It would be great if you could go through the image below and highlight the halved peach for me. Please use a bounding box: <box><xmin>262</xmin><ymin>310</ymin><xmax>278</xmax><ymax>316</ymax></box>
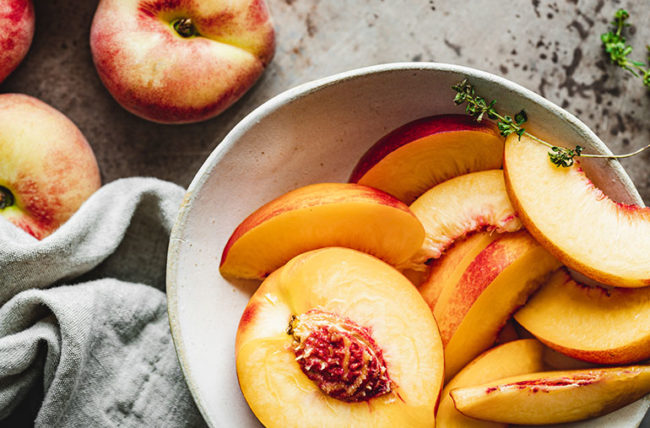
<box><xmin>349</xmin><ymin>115</ymin><xmax>504</xmax><ymax>204</ymax></box>
<box><xmin>515</xmin><ymin>269</ymin><xmax>650</xmax><ymax>364</ymax></box>
<box><xmin>430</xmin><ymin>231</ymin><xmax>561</xmax><ymax>378</ymax></box>
<box><xmin>220</xmin><ymin>183</ymin><xmax>425</xmax><ymax>279</ymax></box>
<box><xmin>450</xmin><ymin>366</ymin><xmax>650</xmax><ymax>425</ymax></box>
<box><xmin>236</xmin><ymin>247</ymin><xmax>444</xmax><ymax>428</ymax></box>
<box><xmin>504</xmin><ymin>133</ymin><xmax>650</xmax><ymax>288</ymax></box>
<box><xmin>409</xmin><ymin>170</ymin><xmax>521</xmax><ymax>262</ymax></box>
<box><xmin>437</xmin><ymin>339</ymin><xmax>545</xmax><ymax>428</ymax></box>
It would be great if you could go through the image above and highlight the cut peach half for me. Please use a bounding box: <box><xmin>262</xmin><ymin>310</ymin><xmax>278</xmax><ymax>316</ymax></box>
<box><xmin>219</xmin><ymin>183</ymin><xmax>425</xmax><ymax>279</ymax></box>
<box><xmin>437</xmin><ymin>339</ymin><xmax>545</xmax><ymax>428</ymax></box>
<box><xmin>349</xmin><ymin>114</ymin><xmax>504</xmax><ymax>204</ymax></box>
<box><xmin>409</xmin><ymin>170</ymin><xmax>521</xmax><ymax>262</ymax></box>
<box><xmin>450</xmin><ymin>366</ymin><xmax>650</xmax><ymax>425</ymax></box>
<box><xmin>430</xmin><ymin>230</ymin><xmax>561</xmax><ymax>378</ymax></box>
<box><xmin>235</xmin><ymin>247</ymin><xmax>444</xmax><ymax>428</ymax></box>
<box><xmin>504</xmin><ymin>133</ymin><xmax>650</xmax><ymax>288</ymax></box>
<box><xmin>515</xmin><ymin>269</ymin><xmax>650</xmax><ymax>364</ymax></box>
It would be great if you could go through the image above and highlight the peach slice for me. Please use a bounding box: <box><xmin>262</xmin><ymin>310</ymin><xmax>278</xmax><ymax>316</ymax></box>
<box><xmin>429</xmin><ymin>231</ymin><xmax>561</xmax><ymax>378</ymax></box>
<box><xmin>349</xmin><ymin>115</ymin><xmax>504</xmax><ymax>204</ymax></box>
<box><xmin>236</xmin><ymin>247</ymin><xmax>444</xmax><ymax>428</ymax></box>
<box><xmin>450</xmin><ymin>366</ymin><xmax>650</xmax><ymax>425</ymax></box>
<box><xmin>437</xmin><ymin>339</ymin><xmax>545</xmax><ymax>428</ymax></box>
<box><xmin>409</xmin><ymin>170</ymin><xmax>521</xmax><ymax>262</ymax></box>
<box><xmin>504</xmin><ymin>133</ymin><xmax>650</xmax><ymax>288</ymax></box>
<box><xmin>418</xmin><ymin>231</ymin><xmax>498</xmax><ymax>309</ymax></box>
<box><xmin>515</xmin><ymin>269</ymin><xmax>650</xmax><ymax>364</ymax></box>
<box><xmin>219</xmin><ymin>183</ymin><xmax>425</xmax><ymax>279</ymax></box>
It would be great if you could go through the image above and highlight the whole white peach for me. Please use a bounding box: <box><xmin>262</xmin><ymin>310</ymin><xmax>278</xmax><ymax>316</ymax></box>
<box><xmin>89</xmin><ymin>0</ymin><xmax>275</xmax><ymax>124</ymax></box>
<box><xmin>0</xmin><ymin>94</ymin><xmax>101</xmax><ymax>239</ymax></box>
<box><xmin>0</xmin><ymin>0</ymin><xmax>35</xmax><ymax>83</ymax></box>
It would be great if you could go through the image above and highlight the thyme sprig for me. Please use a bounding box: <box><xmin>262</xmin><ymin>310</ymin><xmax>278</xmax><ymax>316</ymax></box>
<box><xmin>601</xmin><ymin>9</ymin><xmax>650</xmax><ymax>88</ymax></box>
<box><xmin>451</xmin><ymin>79</ymin><xmax>650</xmax><ymax>167</ymax></box>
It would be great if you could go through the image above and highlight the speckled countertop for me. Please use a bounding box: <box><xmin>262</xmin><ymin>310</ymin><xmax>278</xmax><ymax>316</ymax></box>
<box><xmin>3</xmin><ymin>0</ymin><xmax>648</xmax><ymax>203</ymax></box>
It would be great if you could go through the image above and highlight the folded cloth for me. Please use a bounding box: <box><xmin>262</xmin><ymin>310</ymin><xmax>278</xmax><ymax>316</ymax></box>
<box><xmin>0</xmin><ymin>178</ymin><xmax>206</xmax><ymax>427</ymax></box>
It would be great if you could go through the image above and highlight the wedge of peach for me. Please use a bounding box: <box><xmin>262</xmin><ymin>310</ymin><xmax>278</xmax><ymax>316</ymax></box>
<box><xmin>515</xmin><ymin>269</ymin><xmax>650</xmax><ymax>364</ymax></box>
<box><xmin>437</xmin><ymin>339</ymin><xmax>545</xmax><ymax>428</ymax></box>
<box><xmin>219</xmin><ymin>183</ymin><xmax>425</xmax><ymax>279</ymax></box>
<box><xmin>429</xmin><ymin>230</ymin><xmax>561</xmax><ymax>378</ymax></box>
<box><xmin>349</xmin><ymin>114</ymin><xmax>504</xmax><ymax>204</ymax></box>
<box><xmin>418</xmin><ymin>231</ymin><xmax>498</xmax><ymax>310</ymax></box>
<box><xmin>236</xmin><ymin>247</ymin><xmax>444</xmax><ymax>428</ymax></box>
<box><xmin>409</xmin><ymin>170</ymin><xmax>521</xmax><ymax>262</ymax></box>
<box><xmin>450</xmin><ymin>366</ymin><xmax>650</xmax><ymax>425</ymax></box>
<box><xmin>504</xmin><ymin>133</ymin><xmax>650</xmax><ymax>287</ymax></box>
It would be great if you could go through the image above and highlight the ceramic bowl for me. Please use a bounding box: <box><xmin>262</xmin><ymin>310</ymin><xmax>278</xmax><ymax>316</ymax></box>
<box><xmin>166</xmin><ymin>62</ymin><xmax>648</xmax><ymax>428</ymax></box>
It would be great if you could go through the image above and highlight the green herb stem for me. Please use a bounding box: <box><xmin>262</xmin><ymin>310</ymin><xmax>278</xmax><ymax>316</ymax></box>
<box><xmin>601</xmin><ymin>9</ymin><xmax>650</xmax><ymax>89</ymax></box>
<box><xmin>451</xmin><ymin>79</ymin><xmax>650</xmax><ymax>168</ymax></box>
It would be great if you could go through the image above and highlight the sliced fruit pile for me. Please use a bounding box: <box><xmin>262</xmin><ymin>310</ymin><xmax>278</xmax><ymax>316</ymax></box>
<box><xmin>221</xmin><ymin>114</ymin><xmax>650</xmax><ymax>427</ymax></box>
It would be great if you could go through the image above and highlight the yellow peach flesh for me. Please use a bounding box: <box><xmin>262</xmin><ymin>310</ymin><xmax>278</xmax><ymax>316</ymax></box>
<box><xmin>504</xmin><ymin>133</ymin><xmax>650</xmax><ymax>287</ymax></box>
<box><xmin>418</xmin><ymin>232</ymin><xmax>498</xmax><ymax>310</ymax></box>
<box><xmin>432</xmin><ymin>231</ymin><xmax>561</xmax><ymax>378</ymax></box>
<box><xmin>450</xmin><ymin>366</ymin><xmax>650</xmax><ymax>425</ymax></box>
<box><xmin>220</xmin><ymin>183</ymin><xmax>425</xmax><ymax>279</ymax></box>
<box><xmin>350</xmin><ymin>115</ymin><xmax>504</xmax><ymax>204</ymax></box>
<box><xmin>410</xmin><ymin>169</ymin><xmax>521</xmax><ymax>262</ymax></box>
<box><xmin>236</xmin><ymin>247</ymin><xmax>443</xmax><ymax>428</ymax></box>
<box><xmin>437</xmin><ymin>339</ymin><xmax>545</xmax><ymax>428</ymax></box>
<box><xmin>515</xmin><ymin>269</ymin><xmax>650</xmax><ymax>364</ymax></box>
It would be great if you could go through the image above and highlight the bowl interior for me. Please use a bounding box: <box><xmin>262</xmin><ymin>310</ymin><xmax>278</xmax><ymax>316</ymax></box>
<box><xmin>166</xmin><ymin>63</ymin><xmax>644</xmax><ymax>428</ymax></box>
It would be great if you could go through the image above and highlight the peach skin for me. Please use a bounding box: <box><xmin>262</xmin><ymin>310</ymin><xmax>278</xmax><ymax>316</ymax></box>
<box><xmin>0</xmin><ymin>94</ymin><xmax>101</xmax><ymax>239</ymax></box>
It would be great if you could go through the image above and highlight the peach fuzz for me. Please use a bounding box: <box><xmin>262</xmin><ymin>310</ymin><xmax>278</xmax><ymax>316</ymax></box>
<box><xmin>409</xmin><ymin>169</ymin><xmax>521</xmax><ymax>263</ymax></box>
<box><xmin>219</xmin><ymin>183</ymin><xmax>425</xmax><ymax>280</ymax></box>
<box><xmin>515</xmin><ymin>269</ymin><xmax>650</xmax><ymax>365</ymax></box>
<box><xmin>430</xmin><ymin>230</ymin><xmax>561</xmax><ymax>378</ymax></box>
<box><xmin>504</xmin><ymin>133</ymin><xmax>650</xmax><ymax>288</ymax></box>
<box><xmin>0</xmin><ymin>94</ymin><xmax>101</xmax><ymax>239</ymax></box>
<box><xmin>349</xmin><ymin>114</ymin><xmax>503</xmax><ymax>204</ymax></box>
<box><xmin>235</xmin><ymin>247</ymin><xmax>444</xmax><ymax>428</ymax></box>
<box><xmin>450</xmin><ymin>366</ymin><xmax>650</xmax><ymax>425</ymax></box>
<box><xmin>0</xmin><ymin>0</ymin><xmax>34</xmax><ymax>83</ymax></box>
<box><xmin>90</xmin><ymin>0</ymin><xmax>275</xmax><ymax>123</ymax></box>
<box><xmin>437</xmin><ymin>339</ymin><xmax>545</xmax><ymax>428</ymax></box>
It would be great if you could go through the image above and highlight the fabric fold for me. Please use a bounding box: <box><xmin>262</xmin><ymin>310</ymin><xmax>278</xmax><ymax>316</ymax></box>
<box><xmin>0</xmin><ymin>177</ymin><xmax>205</xmax><ymax>427</ymax></box>
<box><xmin>0</xmin><ymin>177</ymin><xmax>184</xmax><ymax>305</ymax></box>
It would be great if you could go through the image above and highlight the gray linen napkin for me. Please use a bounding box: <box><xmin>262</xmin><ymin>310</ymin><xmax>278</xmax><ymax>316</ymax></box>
<box><xmin>0</xmin><ymin>178</ymin><xmax>206</xmax><ymax>427</ymax></box>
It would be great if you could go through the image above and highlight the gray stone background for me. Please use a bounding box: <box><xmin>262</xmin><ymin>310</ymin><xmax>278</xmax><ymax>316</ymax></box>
<box><xmin>2</xmin><ymin>0</ymin><xmax>649</xmax><ymax>426</ymax></box>
<box><xmin>2</xmin><ymin>0</ymin><xmax>649</xmax><ymax>203</ymax></box>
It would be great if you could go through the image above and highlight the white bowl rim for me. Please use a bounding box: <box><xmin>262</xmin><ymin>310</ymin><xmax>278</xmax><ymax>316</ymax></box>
<box><xmin>166</xmin><ymin>61</ymin><xmax>644</xmax><ymax>426</ymax></box>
